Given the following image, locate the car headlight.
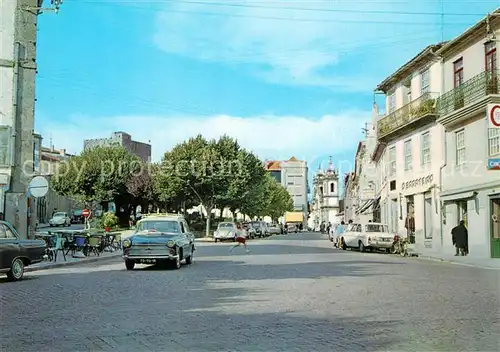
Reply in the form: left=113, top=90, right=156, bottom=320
left=167, top=240, right=175, bottom=247
left=123, top=239, right=132, bottom=248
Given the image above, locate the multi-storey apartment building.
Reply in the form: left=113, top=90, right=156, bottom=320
left=436, top=11, right=500, bottom=259
left=372, top=42, right=446, bottom=255
left=84, top=131, right=152, bottom=162
left=265, top=157, right=309, bottom=225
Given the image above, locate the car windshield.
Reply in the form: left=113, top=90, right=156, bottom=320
left=365, top=224, right=388, bottom=232
left=53, top=212, right=66, bottom=217
left=218, top=223, right=235, bottom=229
left=137, top=220, right=181, bottom=233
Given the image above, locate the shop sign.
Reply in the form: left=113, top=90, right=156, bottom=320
left=401, top=174, right=433, bottom=190
left=487, top=158, right=500, bottom=170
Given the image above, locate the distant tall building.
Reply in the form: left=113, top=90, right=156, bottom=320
left=84, top=131, right=151, bottom=162
left=310, top=157, right=341, bottom=227
left=264, top=156, right=309, bottom=222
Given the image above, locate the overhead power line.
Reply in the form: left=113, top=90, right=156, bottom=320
left=77, top=0, right=491, bottom=17
left=77, top=1, right=476, bottom=26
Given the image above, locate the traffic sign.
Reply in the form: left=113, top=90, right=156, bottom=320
left=82, top=209, right=90, bottom=217
left=488, top=104, right=500, bottom=128
left=28, top=176, right=48, bottom=198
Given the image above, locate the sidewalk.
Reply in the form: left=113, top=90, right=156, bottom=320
left=27, top=229, right=135, bottom=272
left=416, top=254, right=500, bottom=269
left=27, top=250, right=122, bottom=272
left=196, top=237, right=214, bottom=242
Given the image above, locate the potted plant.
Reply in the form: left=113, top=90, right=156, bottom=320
left=102, top=212, right=118, bottom=232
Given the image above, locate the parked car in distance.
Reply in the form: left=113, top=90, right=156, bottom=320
left=242, top=222, right=256, bottom=239
left=269, top=224, right=281, bottom=235
left=214, top=222, right=237, bottom=242
left=251, top=221, right=269, bottom=237
left=340, top=223, right=394, bottom=252
left=0, top=221, right=46, bottom=281
left=122, top=214, right=195, bottom=270
left=71, top=210, right=84, bottom=224
left=49, top=212, right=71, bottom=227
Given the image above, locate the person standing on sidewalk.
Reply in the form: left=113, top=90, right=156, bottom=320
left=229, top=222, right=250, bottom=253
left=451, top=220, right=468, bottom=256
left=334, top=221, right=345, bottom=248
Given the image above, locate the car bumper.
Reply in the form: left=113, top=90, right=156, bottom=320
left=123, top=254, right=179, bottom=260
left=367, top=241, right=392, bottom=249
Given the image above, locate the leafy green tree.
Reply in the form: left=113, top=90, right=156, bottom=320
left=51, top=145, right=141, bottom=224
left=156, top=135, right=239, bottom=236
left=215, top=137, right=266, bottom=219
left=264, top=176, right=294, bottom=222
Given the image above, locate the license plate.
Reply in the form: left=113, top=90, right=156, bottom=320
left=140, top=259, right=156, bottom=264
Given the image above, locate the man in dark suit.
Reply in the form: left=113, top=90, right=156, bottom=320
left=451, top=220, right=468, bottom=256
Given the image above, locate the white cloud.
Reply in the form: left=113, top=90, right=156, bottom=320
left=152, top=0, right=443, bottom=89
left=35, top=111, right=370, bottom=165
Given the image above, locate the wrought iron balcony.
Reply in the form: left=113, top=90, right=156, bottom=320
left=377, top=92, right=439, bottom=141
left=437, top=70, right=500, bottom=117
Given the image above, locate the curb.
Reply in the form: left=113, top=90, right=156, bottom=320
left=26, top=252, right=122, bottom=272
left=415, top=255, right=500, bottom=270
left=195, top=238, right=214, bottom=242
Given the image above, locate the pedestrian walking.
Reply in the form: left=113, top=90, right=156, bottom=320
left=451, top=220, right=468, bottom=256
left=229, top=222, right=250, bottom=253
left=335, top=220, right=345, bottom=248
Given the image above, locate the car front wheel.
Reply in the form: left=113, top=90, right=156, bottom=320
left=7, top=258, right=25, bottom=281
left=125, top=260, right=135, bottom=270
left=185, top=246, right=194, bottom=264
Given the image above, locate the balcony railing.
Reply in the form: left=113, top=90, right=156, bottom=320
left=377, top=91, right=439, bottom=139
left=437, top=70, right=499, bottom=117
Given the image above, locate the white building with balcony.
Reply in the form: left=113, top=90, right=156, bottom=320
left=436, top=11, right=500, bottom=260
left=372, top=42, right=446, bottom=256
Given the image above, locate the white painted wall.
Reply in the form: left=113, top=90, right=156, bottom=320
left=442, top=34, right=499, bottom=93
left=384, top=60, right=442, bottom=112
left=0, top=0, right=15, bottom=135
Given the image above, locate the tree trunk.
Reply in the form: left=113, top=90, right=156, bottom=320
left=205, top=205, right=213, bottom=238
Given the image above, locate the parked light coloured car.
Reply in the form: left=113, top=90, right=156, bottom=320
left=122, top=214, right=195, bottom=270
left=214, top=222, right=237, bottom=242
left=268, top=224, right=281, bottom=235
left=340, top=223, right=394, bottom=252
left=0, top=221, right=46, bottom=281
left=251, top=221, right=269, bottom=237
left=242, top=222, right=256, bottom=239
left=49, top=212, right=70, bottom=227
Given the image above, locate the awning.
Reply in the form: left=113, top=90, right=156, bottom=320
left=285, top=212, right=304, bottom=223
left=356, top=199, right=374, bottom=214
left=441, top=191, right=477, bottom=203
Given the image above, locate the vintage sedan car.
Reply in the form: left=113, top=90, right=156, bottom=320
left=340, top=222, right=394, bottom=252
left=214, top=222, right=237, bottom=242
left=49, top=212, right=71, bottom=227
left=122, top=214, right=195, bottom=270
left=269, top=224, right=282, bottom=235
left=251, top=221, right=269, bottom=237
left=0, top=221, right=46, bottom=281
left=242, top=222, right=256, bottom=239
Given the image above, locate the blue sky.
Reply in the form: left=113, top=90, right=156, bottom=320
left=35, top=0, right=498, bottom=181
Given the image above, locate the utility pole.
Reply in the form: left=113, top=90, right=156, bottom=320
left=2, top=0, right=62, bottom=238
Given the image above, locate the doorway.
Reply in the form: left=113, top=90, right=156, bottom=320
left=424, top=194, right=432, bottom=239
left=490, top=197, right=500, bottom=258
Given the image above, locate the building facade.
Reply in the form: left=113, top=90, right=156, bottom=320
left=0, top=0, right=41, bottom=237
left=311, top=158, right=340, bottom=227
left=265, top=157, right=309, bottom=225
left=35, top=145, right=83, bottom=225
left=84, top=131, right=152, bottom=162
left=436, top=13, right=500, bottom=259
left=372, top=43, right=446, bottom=256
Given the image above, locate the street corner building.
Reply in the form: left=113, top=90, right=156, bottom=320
left=436, top=14, right=500, bottom=260
left=369, top=10, right=500, bottom=260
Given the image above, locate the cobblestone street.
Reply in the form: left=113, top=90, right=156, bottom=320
left=1, top=233, right=499, bottom=351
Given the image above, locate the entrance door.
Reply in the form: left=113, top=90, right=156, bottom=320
left=490, top=197, right=500, bottom=258
left=424, top=195, right=432, bottom=239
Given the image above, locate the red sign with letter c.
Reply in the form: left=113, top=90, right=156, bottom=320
left=490, top=105, right=500, bottom=127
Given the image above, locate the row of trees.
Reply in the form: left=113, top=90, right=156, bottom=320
left=51, top=135, right=294, bottom=235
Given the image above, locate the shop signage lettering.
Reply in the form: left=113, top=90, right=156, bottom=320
left=401, top=174, right=433, bottom=190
